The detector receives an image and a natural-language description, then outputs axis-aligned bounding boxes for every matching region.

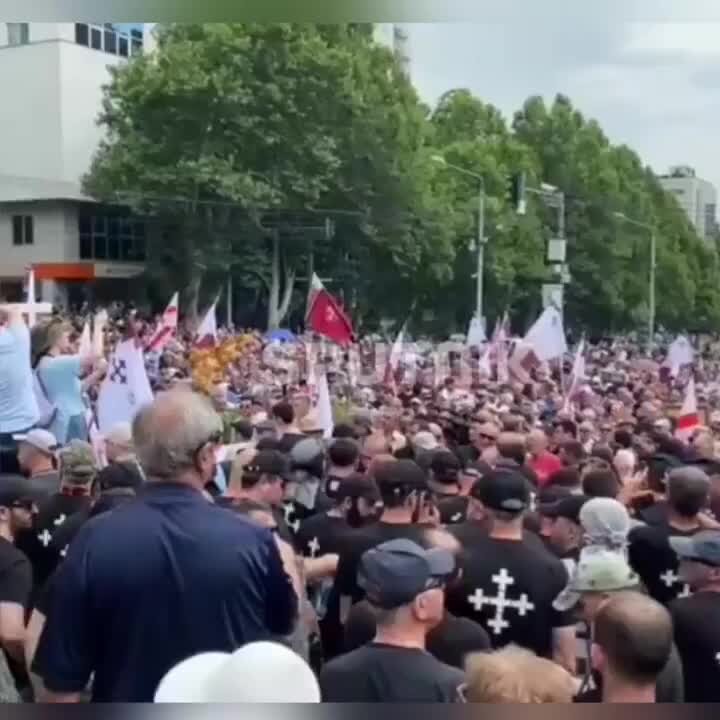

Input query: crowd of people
[1,300,720,703]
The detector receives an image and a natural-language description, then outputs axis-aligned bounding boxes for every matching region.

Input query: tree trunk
[277,265,296,327]
[184,273,202,331]
[267,230,281,330]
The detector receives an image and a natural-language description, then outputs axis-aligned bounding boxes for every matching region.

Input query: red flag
[306,276,354,347]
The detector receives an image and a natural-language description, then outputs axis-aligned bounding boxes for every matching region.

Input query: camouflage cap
[59,440,97,484]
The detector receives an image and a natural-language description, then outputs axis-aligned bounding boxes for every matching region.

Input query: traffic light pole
[525,184,568,315]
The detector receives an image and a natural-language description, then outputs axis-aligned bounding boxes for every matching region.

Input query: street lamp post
[432,155,486,329]
[614,212,656,354]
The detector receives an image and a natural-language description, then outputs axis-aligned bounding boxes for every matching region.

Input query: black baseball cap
[373,459,427,493]
[430,451,461,484]
[331,473,380,504]
[0,478,34,509]
[242,450,289,479]
[539,494,590,524]
[358,538,455,610]
[470,469,530,513]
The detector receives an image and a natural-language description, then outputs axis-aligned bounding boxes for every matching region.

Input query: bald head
[527,429,548,455]
[594,592,672,686]
[363,433,391,460]
[667,466,710,518]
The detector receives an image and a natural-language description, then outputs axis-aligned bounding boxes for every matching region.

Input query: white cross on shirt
[37,529,53,547]
[307,537,320,558]
[660,569,692,598]
[467,568,536,635]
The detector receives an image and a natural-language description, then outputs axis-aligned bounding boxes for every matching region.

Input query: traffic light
[509,172,527,215]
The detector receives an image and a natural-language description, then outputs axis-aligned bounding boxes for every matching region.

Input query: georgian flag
[305,274,354,347]
[146,293,179,353]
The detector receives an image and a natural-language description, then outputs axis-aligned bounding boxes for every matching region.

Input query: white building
[659,165,718,243]
[0,23,149,306]
[372,23,411,77]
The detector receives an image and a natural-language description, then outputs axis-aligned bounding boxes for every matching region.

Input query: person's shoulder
[0,537,30,572]
[321,643,372,673]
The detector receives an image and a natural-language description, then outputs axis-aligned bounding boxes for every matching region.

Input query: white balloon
[154,652,229,703]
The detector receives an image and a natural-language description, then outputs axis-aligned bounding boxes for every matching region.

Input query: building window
[75,23,89,46]
[12,215,33,246]
[78,212,146,261]
[104,25,118,55]
[90,26,102,50]
[6,23,29,46]
[74,22,142,57]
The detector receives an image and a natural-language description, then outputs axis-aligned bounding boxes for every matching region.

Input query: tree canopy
[85,24,720,335]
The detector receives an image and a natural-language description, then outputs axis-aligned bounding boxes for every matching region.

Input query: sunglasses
[11,499,34,512]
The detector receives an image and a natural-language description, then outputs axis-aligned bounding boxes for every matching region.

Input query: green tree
[86,23,454,330]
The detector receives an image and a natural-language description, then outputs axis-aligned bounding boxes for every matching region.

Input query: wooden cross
[3,300,53,327]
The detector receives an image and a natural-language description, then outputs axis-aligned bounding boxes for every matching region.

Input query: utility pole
[614,212,656,354]
[432,155,486,332]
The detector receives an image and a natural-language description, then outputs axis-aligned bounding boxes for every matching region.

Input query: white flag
[97,340,154,433]
[316,371,334,439]
[676,377,699,441]
[194,301,217,348]
[466,316,486,348]
[78,321,92,357]
[524,306,567,361]
[147,293,180,353]
[664,336,694,378]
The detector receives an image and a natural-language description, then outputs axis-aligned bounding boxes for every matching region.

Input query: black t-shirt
[0,538,33,693]
[319,642,464,702]
[574,641,684,703]
[295,512,357,559]
[334,521,432,605]
[637,500,669,527]
[446,535,572,657]
[343,601,491,670]
[0,538,32,609]
[16,493,91,593]
[278,432,306,454]
[670,591,720,702]
[437,495,469,525]
[628,522,698,605]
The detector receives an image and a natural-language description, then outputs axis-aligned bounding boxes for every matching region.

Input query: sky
[405,3,720,195]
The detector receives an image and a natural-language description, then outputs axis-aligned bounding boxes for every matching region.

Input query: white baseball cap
[154,642,320,703]
[12,429,59,455]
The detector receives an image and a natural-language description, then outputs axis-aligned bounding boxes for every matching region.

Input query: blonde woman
[32,319,105,443]
[463,645,576,703]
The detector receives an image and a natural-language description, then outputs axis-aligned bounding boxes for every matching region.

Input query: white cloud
[406,19,720,195]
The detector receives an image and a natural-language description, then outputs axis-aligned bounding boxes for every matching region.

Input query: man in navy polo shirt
[32,391,297,702]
